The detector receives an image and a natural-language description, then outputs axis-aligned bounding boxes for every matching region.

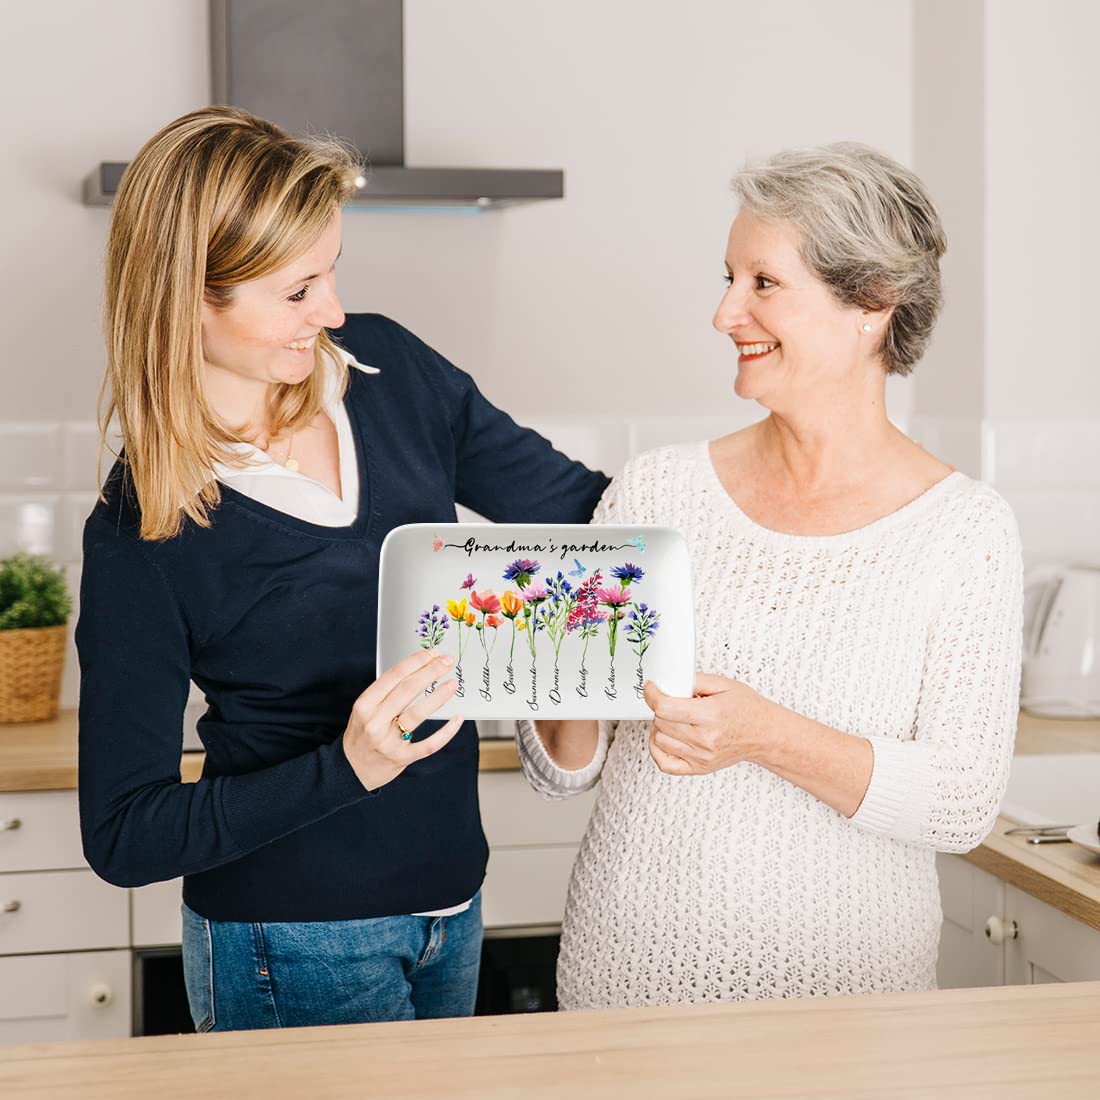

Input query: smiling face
[712,211,876,410]
[199,208,346,414]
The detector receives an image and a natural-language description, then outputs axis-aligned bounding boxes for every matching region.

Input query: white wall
[981,1,1100,559]
[984,0,1100,422]
[909,0,1100,561]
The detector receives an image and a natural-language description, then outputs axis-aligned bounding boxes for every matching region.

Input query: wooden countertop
[0,709,518,791]
[2,980,1098,1099]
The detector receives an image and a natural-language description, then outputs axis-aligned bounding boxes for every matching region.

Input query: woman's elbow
[81,829,162,889]
[932,807,1001,855]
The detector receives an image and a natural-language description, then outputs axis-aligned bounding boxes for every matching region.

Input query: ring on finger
[393,714,413,741]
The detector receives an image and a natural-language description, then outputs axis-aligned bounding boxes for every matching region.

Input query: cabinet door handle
[0,818,22,831]
[984,915,1019,944]
[1,900,21,913]
[89,984,113,1008]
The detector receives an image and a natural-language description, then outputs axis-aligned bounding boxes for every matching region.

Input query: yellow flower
[516,618,526,631]
[446,598,467,621]
[464,611,477,626]
[500,590,524,619]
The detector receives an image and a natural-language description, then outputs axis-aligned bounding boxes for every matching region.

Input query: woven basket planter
[0,625,67,723]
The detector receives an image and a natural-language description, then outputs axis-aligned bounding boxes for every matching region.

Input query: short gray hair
[732,143,947,376]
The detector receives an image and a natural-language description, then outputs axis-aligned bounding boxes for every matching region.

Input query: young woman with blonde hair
[76,106,608,1031]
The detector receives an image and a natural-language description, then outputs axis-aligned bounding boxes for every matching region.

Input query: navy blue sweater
[76,315,609,921]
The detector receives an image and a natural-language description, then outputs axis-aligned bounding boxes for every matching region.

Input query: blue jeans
[181,894,482,1032]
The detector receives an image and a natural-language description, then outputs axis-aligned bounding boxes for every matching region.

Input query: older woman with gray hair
[517,143,1024,1008]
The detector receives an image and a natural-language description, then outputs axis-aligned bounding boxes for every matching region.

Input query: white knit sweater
[517,440,1023,1009]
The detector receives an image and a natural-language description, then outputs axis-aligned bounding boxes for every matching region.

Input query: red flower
[470,590,502,615]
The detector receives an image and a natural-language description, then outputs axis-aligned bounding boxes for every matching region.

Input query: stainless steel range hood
[83,0,563,211]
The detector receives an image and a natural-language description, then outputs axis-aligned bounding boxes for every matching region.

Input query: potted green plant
[0,552,73,723]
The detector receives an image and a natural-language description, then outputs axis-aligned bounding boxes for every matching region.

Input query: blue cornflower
[503,558,541,586]
[612,562,645,585]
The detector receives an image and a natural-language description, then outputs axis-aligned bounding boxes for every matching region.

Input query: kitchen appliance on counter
[1021,563,1100,718]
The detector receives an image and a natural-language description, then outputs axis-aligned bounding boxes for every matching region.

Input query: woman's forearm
[753,700,874,819]
[533,720,600,771]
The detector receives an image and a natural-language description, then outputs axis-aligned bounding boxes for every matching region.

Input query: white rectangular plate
[377,524,695,719]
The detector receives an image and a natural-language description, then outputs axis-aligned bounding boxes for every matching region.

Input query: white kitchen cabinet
[132,879,184,947]
[937,853,1100,988]
[482,846,580,929]
[1004,886,1100,984]
[479,770,596,930]
[0,790,85,871]
[0,949,131,1044]
[0,790,132,1046]
[936,853,1006,988]
[0,870,129,955]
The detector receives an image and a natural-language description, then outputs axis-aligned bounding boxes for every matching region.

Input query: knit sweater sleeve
[76,517,370,888]
[847,492,1024,852]
[514,465,641,799]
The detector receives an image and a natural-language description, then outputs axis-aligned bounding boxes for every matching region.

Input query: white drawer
[0,870,129,955]
[0,949,131,1044]
[479,772,596,847]
[482,845,578,929]
[0,790,85,872]
[132,878,183,947]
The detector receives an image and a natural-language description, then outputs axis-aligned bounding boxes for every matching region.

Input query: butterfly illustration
[567,559,587,578]
[626,535,647,553]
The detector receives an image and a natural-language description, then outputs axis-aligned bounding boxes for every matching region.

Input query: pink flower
[470,590,502,615]
[485,614,503,629]
[432,534,443,553]
[597,587,631,606]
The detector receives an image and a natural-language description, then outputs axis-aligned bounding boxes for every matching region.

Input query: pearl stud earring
[862,323,872,332]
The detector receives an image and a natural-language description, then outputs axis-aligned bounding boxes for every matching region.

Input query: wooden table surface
[1,980,1098,1099]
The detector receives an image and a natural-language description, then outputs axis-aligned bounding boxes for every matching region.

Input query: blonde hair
[100,106,362,540]
[732,142,947,376]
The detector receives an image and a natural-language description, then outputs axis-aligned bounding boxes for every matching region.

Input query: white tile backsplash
[0,495,59,556]
[0,423,61,491]
[906,415,983,478]
[61,493,99,563]
[996,487,1100,562]
[985,420,1100,488]
[63,422,122,491]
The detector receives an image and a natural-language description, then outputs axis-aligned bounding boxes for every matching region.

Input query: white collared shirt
[214,347,471,919]
[212,346,377,525]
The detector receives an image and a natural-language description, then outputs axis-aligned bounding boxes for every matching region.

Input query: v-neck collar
[215,360,380,541]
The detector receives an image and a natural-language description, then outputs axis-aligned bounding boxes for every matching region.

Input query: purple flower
[612,562,645,586]
[416,605,449,649]
[625,603,660,656]
[503,559,540,587]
